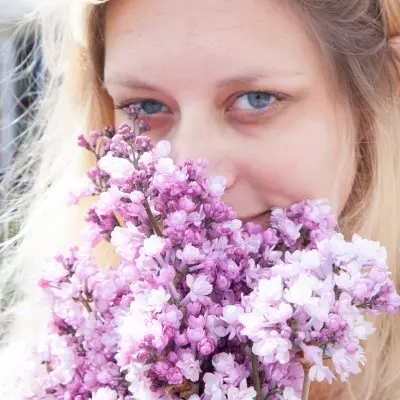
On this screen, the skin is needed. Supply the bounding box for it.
[103,0,357,227]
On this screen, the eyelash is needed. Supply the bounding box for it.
[113,91,285,118]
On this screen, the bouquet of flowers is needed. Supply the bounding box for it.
[22,107,400,400]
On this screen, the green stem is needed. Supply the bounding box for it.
[250,349,261,400]
[301,367,311,400]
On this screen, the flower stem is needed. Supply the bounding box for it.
[143,197,163,237]
[250,348,261,400]
[301,367,311,400]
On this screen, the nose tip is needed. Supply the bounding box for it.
[169,129,236,190]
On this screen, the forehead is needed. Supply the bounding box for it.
[103,0,323,88]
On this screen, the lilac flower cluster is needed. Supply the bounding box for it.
[24,112,400,400]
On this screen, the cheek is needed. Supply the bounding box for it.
[241,120,356,213]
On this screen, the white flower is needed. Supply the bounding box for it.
[65,176,96,205]
[125,364,154,399]
[111,222,145,261]
[222,219,243,232]
[285,273,318,306]
[177,244,202,263]
[117,303,148,344]
[142,235,165,257]
[154,140,171,159]
[146,287,171,313]
[186,275,213,302]
[251,331,291,364]
[300,344,323,365]
[96,185,125,215]
[40,259,69,282]
[166,210,187,227]
[98,152,135,181]
[226,379,257,400]
[282,387,301,400]
[212,352,235,374]
[239,312,264,338]
[299,249,322,271]
[91,387,118,400]
[176,351,201,382]
[257,276,283,303]
[207,176,227,197]
[242,233,262,253]
[156,157,176,174]
[222,305,245,339]
[262,303,293,325]
[301,344,335,384]
[351,315,375,340]
[203,372,225,400]
[352,234,387,266]
[308,364,335,383]
[331,347,365,382]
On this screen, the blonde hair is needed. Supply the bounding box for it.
[0,0,399,399]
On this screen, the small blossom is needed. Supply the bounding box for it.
[186,275,213,303]
[207,176,227,197]
[226,379,257,400]
[177,244,202,263]
[98,152,135,181]
[176,351,201,382]
[111,223,145,261]
[91,387,118,400]
[142,235,165,257]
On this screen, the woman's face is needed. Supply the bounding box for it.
[104,0,357,225]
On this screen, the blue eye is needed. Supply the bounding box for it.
[116,99,169,116]
[233,92,277,111]
[138,100,168,115]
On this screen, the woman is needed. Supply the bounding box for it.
[1,0,400,398]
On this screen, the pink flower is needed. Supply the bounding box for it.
[94,279,118,302]
[166,367,183,385]
[197,336,216,356]
[176,351,201,382]
[158,305,183,328]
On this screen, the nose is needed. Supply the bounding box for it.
[169,110,237,189]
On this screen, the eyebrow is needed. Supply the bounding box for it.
[103,70,303,92]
